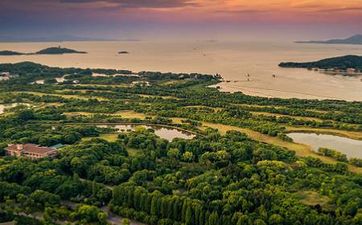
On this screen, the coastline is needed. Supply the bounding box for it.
[1,40,362,101]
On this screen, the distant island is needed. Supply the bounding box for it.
[118,51,129,54]
[0,50,24,56]
[0,47,87,56]
[35,47,87,55]
[296,34,362,45]
[279,55,362,75]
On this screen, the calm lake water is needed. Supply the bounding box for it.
[98,124,195,141]
[287,132,362,159]
[0,40,362,100]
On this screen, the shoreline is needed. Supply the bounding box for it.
[209,82,361,101]
[1,40,362,101]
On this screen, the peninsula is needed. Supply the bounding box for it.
[279,55,362,73]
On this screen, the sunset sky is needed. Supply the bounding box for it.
[1,0,362,40]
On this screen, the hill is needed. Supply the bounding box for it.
[296,34,362,45]
[279,55,362,70]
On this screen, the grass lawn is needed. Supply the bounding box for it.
[64,112,96,117]
[55,89,114,94]
[74,84,130,88]
[62,110,149,119]
[115,110,149,120]
[18,91,107,100]
[252,111,323,122]
[82,133,118,142]
[138,94,180,100]
[295,191,333,209]
[127,148,140,156]
[99,134,119,142]
[159,80,188,86]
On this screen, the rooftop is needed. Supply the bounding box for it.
[6,144,56,155]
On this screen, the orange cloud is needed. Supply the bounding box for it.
[1,0,362,24]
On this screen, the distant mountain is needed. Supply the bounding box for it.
[0,35,115,42]
[279,55,362,70]
[296,35,362,45]
[0,47,87,56]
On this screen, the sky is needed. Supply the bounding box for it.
[0,0,362,41]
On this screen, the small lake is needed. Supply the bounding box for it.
[287,132,362,159]
[98,124,195,141]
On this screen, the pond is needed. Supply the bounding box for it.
[287,132,362,159]
[98,124,195,141]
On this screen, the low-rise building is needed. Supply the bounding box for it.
[346,68,357,74]
[5,144,58,160]
[0,72,10,80]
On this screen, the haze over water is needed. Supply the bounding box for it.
[1,40,362,101]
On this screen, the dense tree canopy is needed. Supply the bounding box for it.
[0,62,361,224]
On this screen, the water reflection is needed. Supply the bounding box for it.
[287,132,362,159]
[0,41,361,100]
[98,124,195,141]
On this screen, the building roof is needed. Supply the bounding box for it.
[6,144,56,155]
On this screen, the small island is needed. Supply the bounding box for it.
[296,34,362,45]
[0,50,24,56]
[0,46,87,56]
[279,55,362,75]
[35,47,87,55]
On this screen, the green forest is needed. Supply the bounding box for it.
[0,62,361,225]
